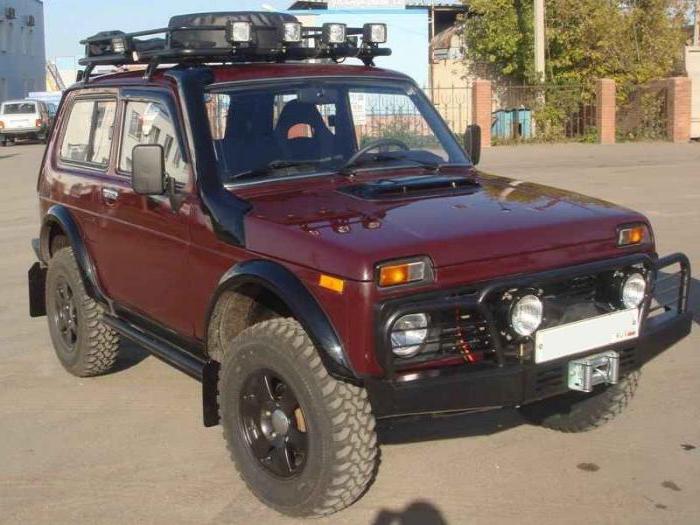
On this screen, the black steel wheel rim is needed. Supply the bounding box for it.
[239,369,308,478]
[52,276,78,351]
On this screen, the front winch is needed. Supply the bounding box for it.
[568,351,620,392]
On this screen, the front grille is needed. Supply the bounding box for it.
[540,273,613,329]
[381,254,654,375]
[393,307,497,370]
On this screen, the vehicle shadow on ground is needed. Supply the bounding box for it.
[111,340,150,373]
[0,154,18,160]
[372,500,447,525]
[377,407,524,445]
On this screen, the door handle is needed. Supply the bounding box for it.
[102,187,120,203]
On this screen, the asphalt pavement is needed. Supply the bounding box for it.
[1,141,698,524]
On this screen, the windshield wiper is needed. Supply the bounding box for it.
[340,153,443,177]
[229,160,321,182]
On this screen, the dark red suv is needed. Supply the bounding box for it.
[28,12,692,517]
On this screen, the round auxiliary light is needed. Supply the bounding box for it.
[621,272,646,309]
[510,294,543,337]
[391,313,429,358]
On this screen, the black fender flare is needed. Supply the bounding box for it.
[207,259,357,381]
[40,204,110,307]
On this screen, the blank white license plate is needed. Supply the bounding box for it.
[535,308,640,364]
[8,120,30,129]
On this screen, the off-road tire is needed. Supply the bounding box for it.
[218,318,378,517]
[46,247,120,377]
[518,370,640,432]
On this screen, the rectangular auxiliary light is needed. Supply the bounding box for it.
[281,22,302,43]
[363,23,387,44]
[226,21,253,44]
[322,23,346,44]
[111,36,128,54]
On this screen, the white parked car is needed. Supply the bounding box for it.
[0,99,52,146]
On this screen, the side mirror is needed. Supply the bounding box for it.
[132,144,166,195]
[464,124,482,166]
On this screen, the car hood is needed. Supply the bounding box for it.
[241,170,650,281]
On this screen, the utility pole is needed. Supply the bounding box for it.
[695,0,699,47]
[534,0,546,81]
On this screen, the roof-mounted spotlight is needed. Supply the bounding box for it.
[225,20,253,44]
[322,23,346,45]
[363,23,387,44]
[111,36,129,54]
[281,21,302,43]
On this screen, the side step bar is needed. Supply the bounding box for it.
[103,315,220,427]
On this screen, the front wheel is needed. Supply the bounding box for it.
[518,370,640,432]
[219,319,378,517]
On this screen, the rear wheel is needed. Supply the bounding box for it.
[219,318,378,517]
[518,371,640,432]
[46,247,120,377]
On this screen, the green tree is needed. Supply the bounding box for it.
[461,0,535,82]
[462,0,691,89]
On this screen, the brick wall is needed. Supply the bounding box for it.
[667,77,692,143]
[596,79,616,144]
[471,79,492,147]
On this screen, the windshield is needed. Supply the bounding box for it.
[206,79,469,183]
[1,102,37,115]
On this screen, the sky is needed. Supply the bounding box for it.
[44,0,290,62]
[43,0,430,86]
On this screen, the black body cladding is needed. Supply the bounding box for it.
[210,259,355,381]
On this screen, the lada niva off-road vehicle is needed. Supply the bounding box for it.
[0,99,52,146]
[28,12,693,517]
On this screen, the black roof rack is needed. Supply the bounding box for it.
[79,11,392,81]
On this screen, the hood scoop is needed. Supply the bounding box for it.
[339,175,480,201]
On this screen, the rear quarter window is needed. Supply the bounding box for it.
[59,98,117,168]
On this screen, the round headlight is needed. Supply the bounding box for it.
[391,313,429,358]
[510,294,543,337]
[621,272,646,309]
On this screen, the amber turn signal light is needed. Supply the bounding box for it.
[378,261,426,287]
[319,274,345,294]
[618,225,649,247]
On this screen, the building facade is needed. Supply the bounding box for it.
[0,0,46,104]
[289,1,466,88]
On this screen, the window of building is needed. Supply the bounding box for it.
[0,21,6,53]
[60,99,117,168]
[6,22,13,54]
[120,100,189,184]
[23,27,32,56]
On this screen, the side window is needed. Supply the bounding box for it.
[60,99,117,167]
[119,100,189,185]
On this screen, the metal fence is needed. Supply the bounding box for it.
[426,84,473,136]
[491,84,597,143]
[616,81,669,141]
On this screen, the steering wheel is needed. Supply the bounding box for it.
[345,138,410,168]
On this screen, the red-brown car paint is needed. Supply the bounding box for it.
[38,64,654,377]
